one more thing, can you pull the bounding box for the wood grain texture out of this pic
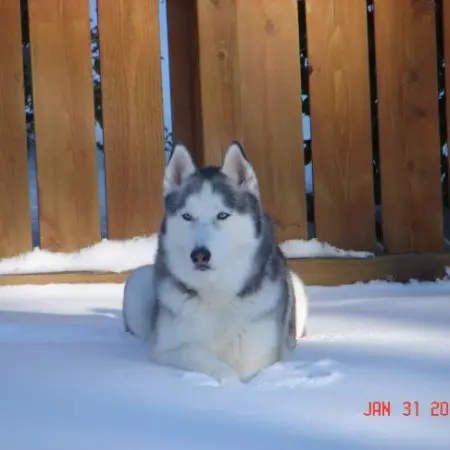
[2,253,449,286]
[167,0,203,163]
[306,0,376,251]
[374,0,443,253]
[28,0,100,251]
[0,0,32,257]
[289,253,450,285]
[195,0,242,164]
[98,0,165,240]
[444,0,450,203]
[0,272,129,286]
[236,0,307,241]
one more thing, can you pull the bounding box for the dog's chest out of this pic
[158,277,283,348]
[183,292,249,344]
[187,284,281,344]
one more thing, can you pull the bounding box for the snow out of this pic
[280,238,373,258]
[0,237,158,275]
[0,236,372,275]
[0,280,449,449]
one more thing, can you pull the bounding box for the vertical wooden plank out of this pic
[237,0,307,241]
[195,0,242,165]
[98,0,165,239]
[28,0,100,251]
[305,0,376,251]
[0,1,32,257]
[167,0,203,163]
[444,0,450,199]
[374,0,443,253]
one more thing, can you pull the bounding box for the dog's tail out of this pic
[123,264,156,340]
[288,270,309,343]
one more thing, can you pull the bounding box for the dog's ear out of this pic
[164,144,196,194]
[221,142,259,197]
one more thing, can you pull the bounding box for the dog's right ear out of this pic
[164,144,196,195]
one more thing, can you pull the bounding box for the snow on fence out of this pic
[1,0,450,286]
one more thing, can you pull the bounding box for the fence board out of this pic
[98,0,165,239]
[444,0,450,201]
[195,0,242,165]
[306,0,376,250]
[28,0,100,251]
[0,1,32,257]
[374,0,443,253]
[236,0,307,241]
[167,0,203,163]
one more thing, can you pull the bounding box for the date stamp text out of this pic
[362,401,449,417]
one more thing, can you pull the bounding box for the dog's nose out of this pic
[190,246,211,265]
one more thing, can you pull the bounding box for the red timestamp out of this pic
[362,401,449,417]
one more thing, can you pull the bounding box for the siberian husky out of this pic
[123,142,308,384]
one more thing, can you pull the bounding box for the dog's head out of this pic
[160,142,263,289]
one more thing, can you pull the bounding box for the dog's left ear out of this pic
[221,142,259,197]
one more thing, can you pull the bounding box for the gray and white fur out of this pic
[123,142,308,384]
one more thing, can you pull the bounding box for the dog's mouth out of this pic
[194,263,211,271]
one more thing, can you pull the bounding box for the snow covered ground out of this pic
[0,280,449,450]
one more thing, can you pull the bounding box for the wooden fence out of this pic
[1,0,450,286]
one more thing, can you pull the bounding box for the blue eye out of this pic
[216,212,230,220]
[182,213,193,221]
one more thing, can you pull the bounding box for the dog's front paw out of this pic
[211,365,241,386]
[218,375,242,387]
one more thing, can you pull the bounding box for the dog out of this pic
[123,142,308,384]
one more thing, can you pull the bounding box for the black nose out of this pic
[190,246,211,265]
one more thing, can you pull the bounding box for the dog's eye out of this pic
[181,213,193,221]
[216,212,230,221]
